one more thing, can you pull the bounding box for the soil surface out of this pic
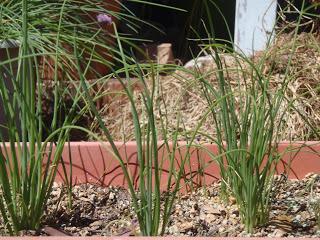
[22,173,320,237]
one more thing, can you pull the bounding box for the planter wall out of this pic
[3,141,319,192]
[60,141,320,190]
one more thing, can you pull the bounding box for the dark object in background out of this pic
[0,40,21,141]
[119,0,235,63]
[277,0,320,33]
[0,41,92,142]
[40,82,93,141]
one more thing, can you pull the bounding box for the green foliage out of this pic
[0,3,68,236]
[195,46,282,232]
[1,0,319,236]
[0,0,130,80]
[0,0,127,234]
[77,24,197,235]
[183,0,320,233]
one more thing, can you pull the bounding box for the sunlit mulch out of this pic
[97,32,320,142]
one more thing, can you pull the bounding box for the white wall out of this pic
[234,0,277,56]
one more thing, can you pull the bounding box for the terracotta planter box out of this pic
[1,141,320,238]
[3,141,318,190]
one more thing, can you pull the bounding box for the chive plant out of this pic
[0,0,135,234]
[76,23,197,235]
[0,0,102,234]
[180,0,318,232]
[194,10,312,230]
[0,0,189,235]
[195,46,283,232]
[0,0,148,81]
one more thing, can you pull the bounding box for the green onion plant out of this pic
[0,0,145,235]
[180,0,320,233]
[77,23,197,235]
[0,1,81,235]
[198,48,282,232]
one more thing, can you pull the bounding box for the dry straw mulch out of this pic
[95,32,320,142]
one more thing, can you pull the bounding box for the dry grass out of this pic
[95,32,320,142]
[264,32,320,140]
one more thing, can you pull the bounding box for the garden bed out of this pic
[24,141,320,188]
[5,30,319,237]
[5,174,320,237]
[2,141,320,237]
[1,1,320,237]
[46,174,320,237]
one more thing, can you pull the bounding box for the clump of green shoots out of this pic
[0,0,126,234]
[76,23,197,235]
[197,46,283,232]
[186,0,318,232]
[0,0,165,234]
[0,0,86,234]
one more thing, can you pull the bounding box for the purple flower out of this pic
[96,13,112,25]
